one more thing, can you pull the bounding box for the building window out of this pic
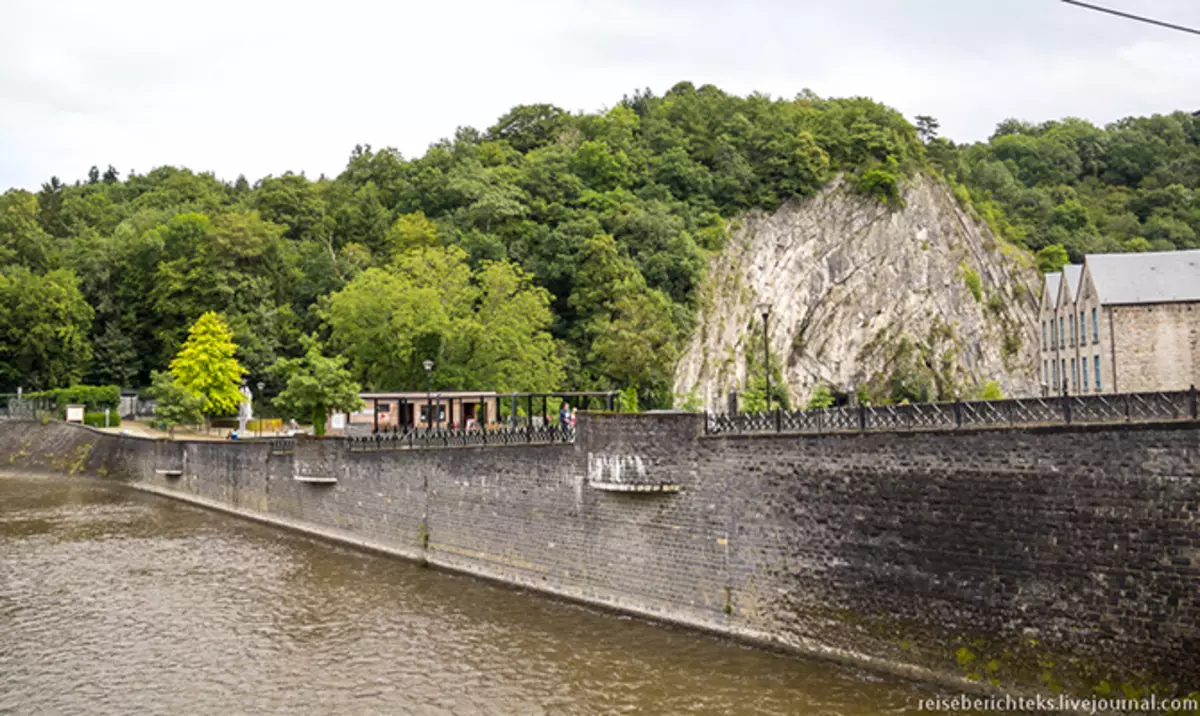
[1053,360,1059,388]
[418,405,447,422]
[1043,360,1048,385]
[1082,358,1088,391]
[1092,308,1099,344]
[1061,359,1067,391]
[1051,319,1058,349]
[1094,356,1102,391]
[1042,321,1047,350]
[1070,315,1076,346]
[1079,311,1086,345]
[1059,317,1065,348]
[1071,358,1077,392]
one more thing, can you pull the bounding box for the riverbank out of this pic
[1,416,1197,708]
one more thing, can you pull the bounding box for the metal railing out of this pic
[346,424,576,452]
[705,388,1200,436]
[0,396,54,421]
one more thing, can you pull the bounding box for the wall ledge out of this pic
[293,475,337,484]
[588,481,681,493]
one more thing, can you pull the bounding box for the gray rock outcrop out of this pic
[674,174,1041,410]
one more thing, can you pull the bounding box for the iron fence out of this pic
[705,388,1200,436]
[346,424,576,452]
[0,396,54,421]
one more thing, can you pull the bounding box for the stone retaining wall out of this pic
[2,415,1197,700]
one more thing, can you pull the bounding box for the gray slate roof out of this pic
[1044,272,1062,307]
[1062,264,1082,299]
[1086,249,1200,305]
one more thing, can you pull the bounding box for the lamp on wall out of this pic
[757,302,773,413]
[256,381,265,437]
[423,360,434,429]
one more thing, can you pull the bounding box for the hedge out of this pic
[83,412,121,428]
[27,385,121,412]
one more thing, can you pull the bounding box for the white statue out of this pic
[237,384,254,434]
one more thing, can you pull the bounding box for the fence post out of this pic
[1063,393,1072,426]
[775,408,782,433]
[816,409,823,435]
[859,403,867,433]
[703,410,709,435]
[954,400,962,429]
[1190,385,1198,421]
[1124,392,1131,422]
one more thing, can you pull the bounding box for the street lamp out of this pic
[423,359,434,430]
[757,302,773,413]
[256,381,265,437]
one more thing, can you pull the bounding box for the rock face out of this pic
[674,174,1041,410]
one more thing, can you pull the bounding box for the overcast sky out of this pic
[2,0,1198,190]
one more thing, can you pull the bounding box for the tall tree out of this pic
[0,267,94,392]
[148,370,204,436]
[269,336,363,435]
[169,312,246,421]
[915,115,940,144]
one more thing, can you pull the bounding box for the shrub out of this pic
[961,263,983,302]
[978,381,1004,401]
[28,385,121,412]
[856,164,903,206]
[1035,244,1068,274]
[806,383,835,409]
[83,411,121,428]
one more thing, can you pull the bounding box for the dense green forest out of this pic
[926,110,1200,270]
[1,81,1197,409]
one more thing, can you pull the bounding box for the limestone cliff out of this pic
[674,174,1041,410]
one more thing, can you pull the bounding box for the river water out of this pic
[1,474,964,715]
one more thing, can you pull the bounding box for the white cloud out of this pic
[2,0,1198,189]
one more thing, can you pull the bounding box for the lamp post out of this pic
[423,359,434,430]
[758,302,773,413]
[256,381,265,437]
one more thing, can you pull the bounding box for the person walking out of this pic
[559,401,571,436]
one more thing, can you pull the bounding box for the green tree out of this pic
[169,312,246,422]
[385,211,440,255]
[148,370,204,436]
[915,115,940,144]
[589,289,681,402]
[1035,244,1069,273]
[269,336,364,436]
[324,247,564,393]
[0,267,93,392]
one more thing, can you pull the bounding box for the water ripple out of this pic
[0,475,969,715]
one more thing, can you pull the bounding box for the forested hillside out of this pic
[1,82,1197,408]
[0,83,923,406]
[927,111,1200,270]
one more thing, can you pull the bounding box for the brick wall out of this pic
[2,416,1198,698]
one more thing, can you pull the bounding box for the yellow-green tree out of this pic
[169,312,245,423]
